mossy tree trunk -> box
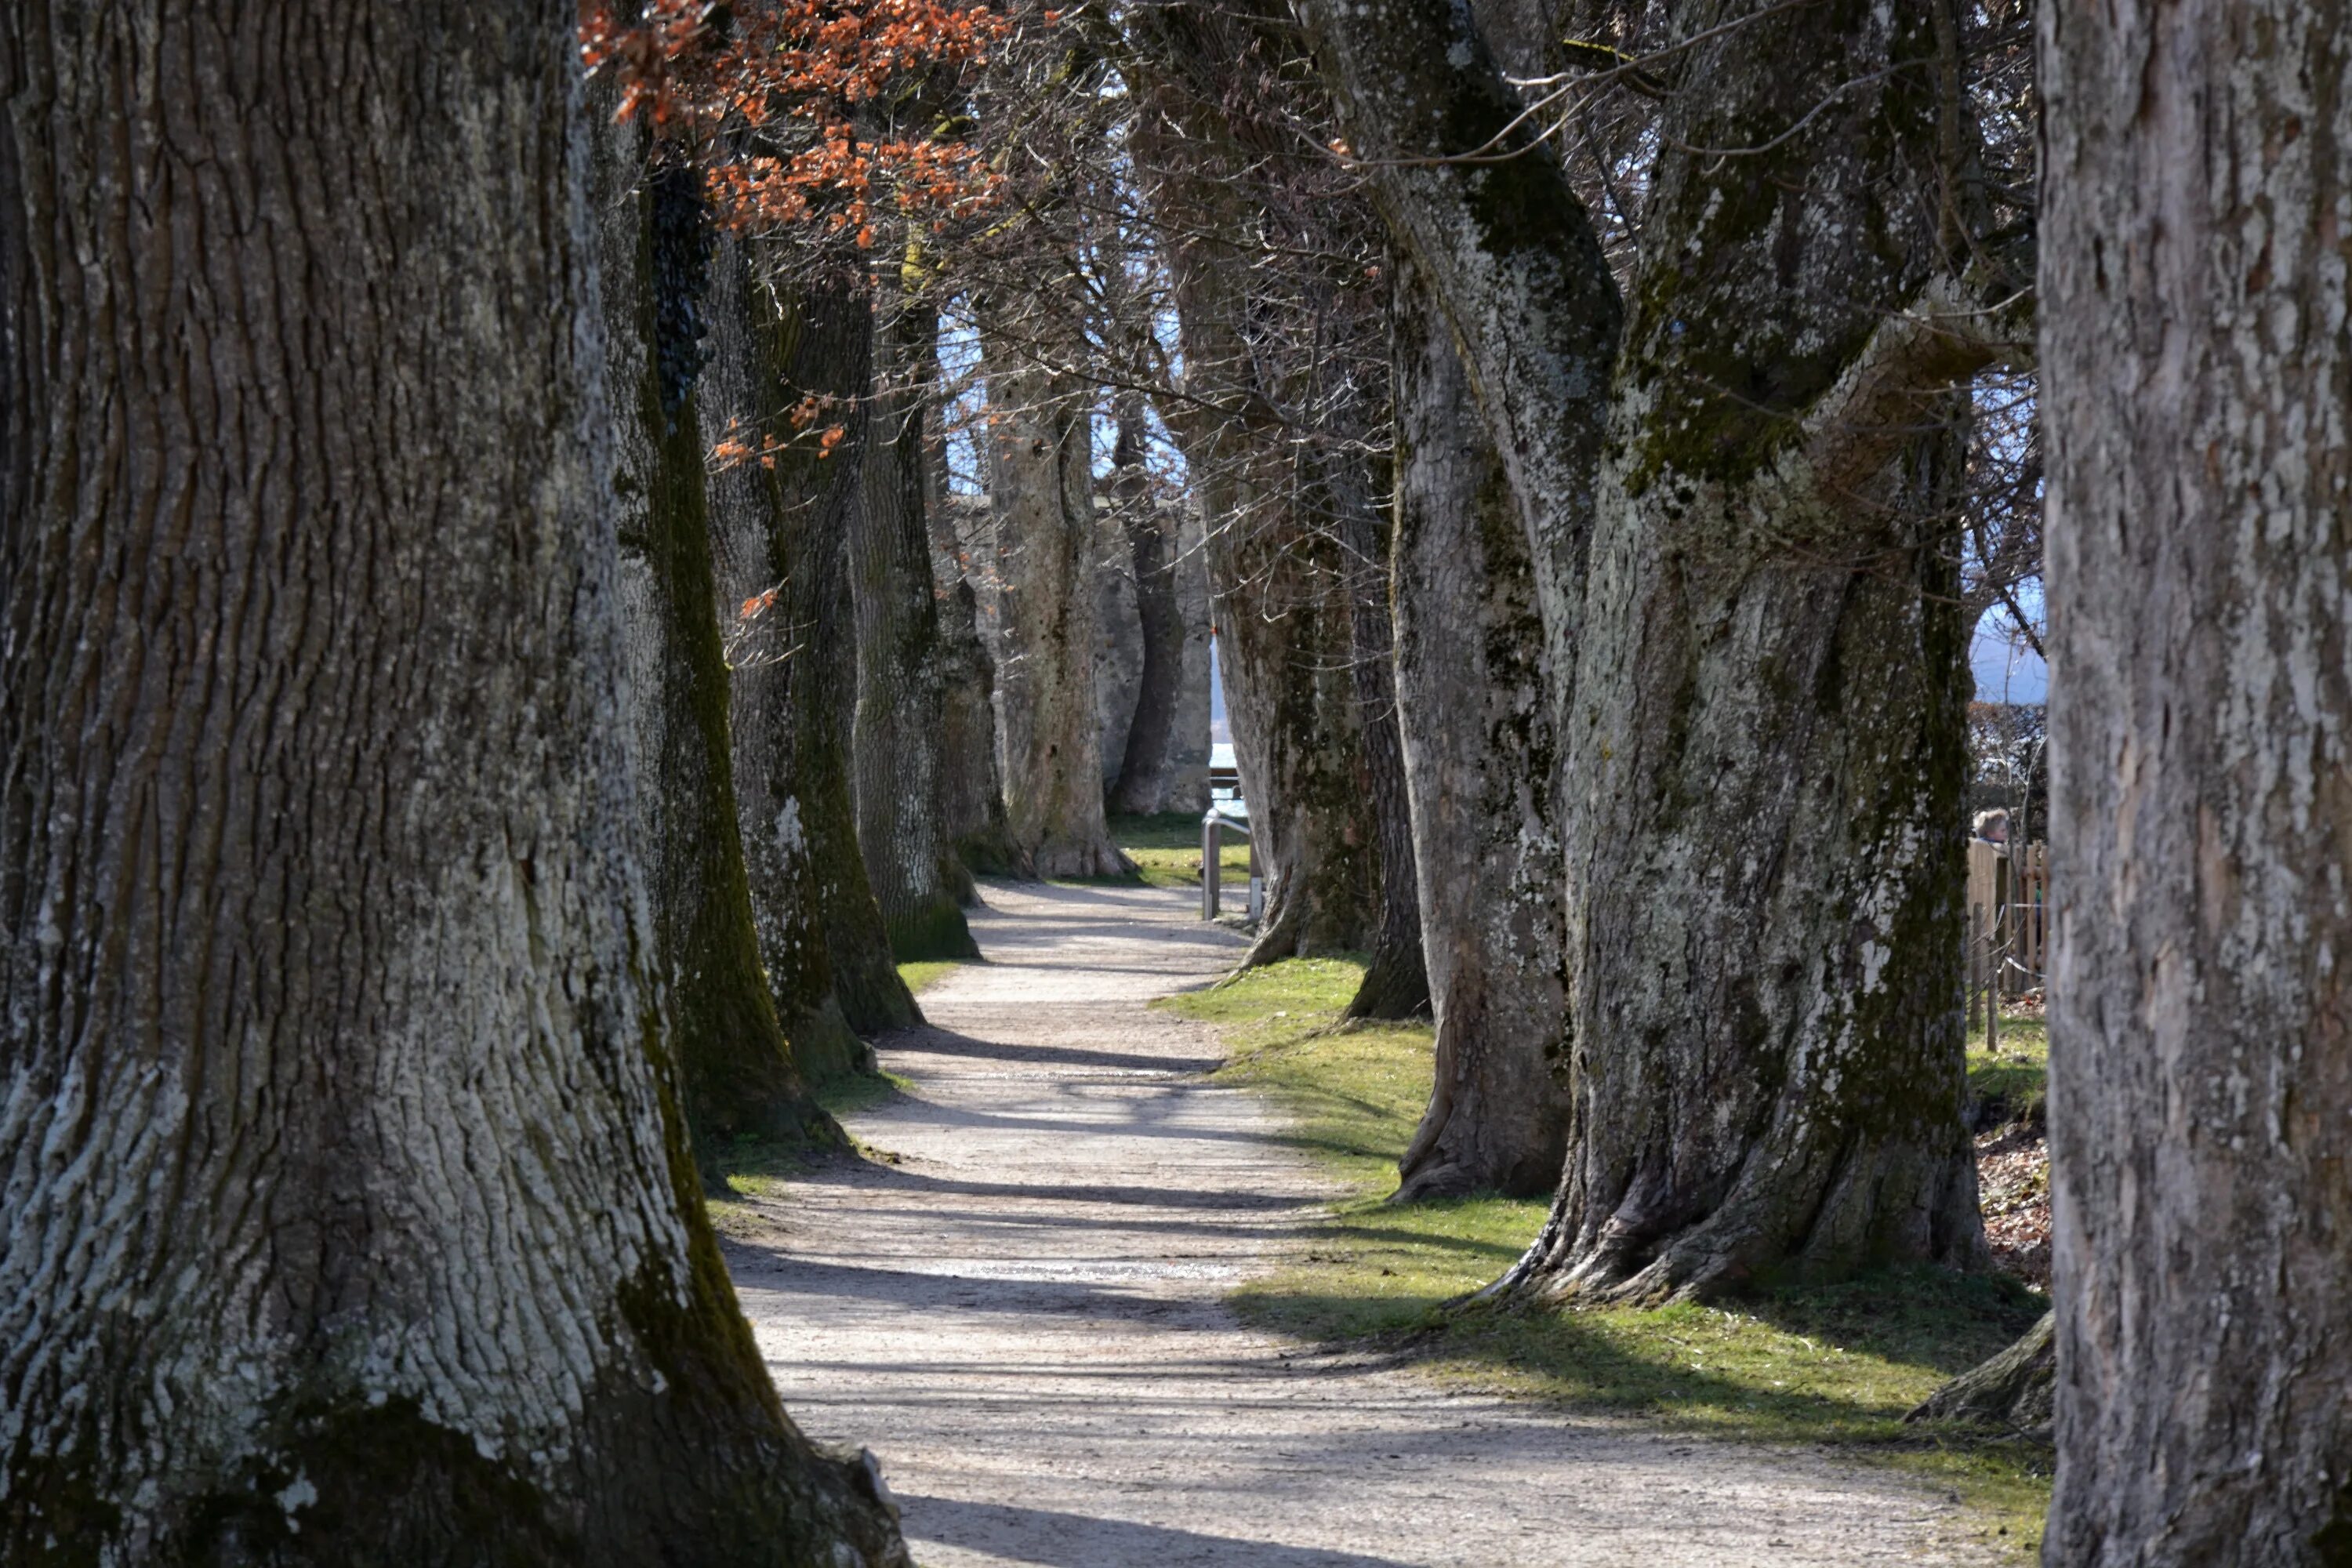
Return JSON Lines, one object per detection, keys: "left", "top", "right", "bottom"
{"left": 980, "top": 336, "right": 1132, "bottom": 879}
{"left": 0, "top": 3, "right": 908, "bottom": 1559}
{"left": 717, "top": 260, "right": 919, "bottom": 1033}
{"left": 1305, "top": 0, "right": 2020, "bottom": 1299}
{"left": 702, "top": 241, "right": 903, "bottom": 1069}
{"left": 2042, "top": 0, "right": 2352, "bottom": 1554}
{"left": 852, "top": 270, "right": 980, "bottom": 958}
{"left": 597, "top": 118, "right": 838, "bottom": 1157}
{"left": 1388, "top": 259, "right": 1570, "bottom": 1198}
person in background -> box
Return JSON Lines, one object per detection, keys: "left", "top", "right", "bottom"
{"left": 1973, "top": 808, "right": 2012, "bottom": 846}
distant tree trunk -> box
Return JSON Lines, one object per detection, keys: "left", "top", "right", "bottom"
{"left": 1107, "top": 401, "right": 1189, "bottom": 815}
{"left": 1190, "top": 434, "right": 1379, "bottom": 964}
{"left": 1334, "top": 441, "right": 1429, "bottom": 1022}
{"left": 853, "top": 276, "right": 979, "bottom": 957}
{"left": 0, "top": 4, "right": 909, "bottom": 1559}
{"left": 1387, "top": 262, "right": 1570, "bottom": 1197}
{"left": 702, "top": 243, "right": 907, "bottom": 1063}
{"left": 2042, "top": 0, "right": 2352, "bottom": 1555}
{"left": 934, "top": 575, "right": 1021, "bottom": 881}
{"left": 980, "top": 344, "right": 1132, "bottom": 878}
{"left": 599, "top": 135, "right": 838, "bottom": 1154}
{"left": 1304, "top": 0, "right": 2008, "bottom": 1300}
{"left": 1169, "top": 502, "right": 1217, "bottom": 814}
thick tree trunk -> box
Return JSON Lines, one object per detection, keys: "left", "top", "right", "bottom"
{"left": 981, "top": 351, "right": 1132, "bottom": 878}
{"left": 0, "top": 5, "right": 909, "bottom": 1561}
{"left": 599, "top": 136, "right": 839, "bottom": 1153}
{"left": 2041, "top": 0, "right": 2352, "bottom": 1555}
{"left": 1106, "top": 404, "right": 1192, "bottom": 815}
{"left": 1334, "top": 443, "right": 1429, "bottom": 1022}
{"left": 853, "top": 280, "right": 980, "bottom": 957}
{"left": 702, "top": 244, "right": 906, "bottom": 1065}
{"left": 1388, "top": 263, "right": 1570, "bottom": 1198}
{"left": 1305, "top": 0, "right": 1998, "bottom": 1300}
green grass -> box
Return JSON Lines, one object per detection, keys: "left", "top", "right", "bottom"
{"left": 1968, "top": 1011, "right": 2049, "bottom": 1126}
{"left": 897, "top": 958, "right": 975, "bottom": 995}
{"left": 1110, "top": 811, "right": 1254, "bottom": 892}
{"left": 1162, "top": 956, "right": 2054, "bottom": 1561}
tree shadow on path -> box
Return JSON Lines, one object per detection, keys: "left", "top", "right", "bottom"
{"left": 897, "top": 1495, "right": 1421, "bottom": 1567}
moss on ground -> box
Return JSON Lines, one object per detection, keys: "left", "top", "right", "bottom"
{"left": 1109, "top": 811, "right": 1253, "bottom": 892}
{"left": 1160, "top": 956, "right": 2054, "bottom": 1562}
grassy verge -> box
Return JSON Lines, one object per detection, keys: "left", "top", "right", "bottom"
{"left": 1158, "top": 957, "right": 2054, "bottom": 1561}
{"left": 898, "top": 957, "right": 975, "bottom": 996}
{"left": 1110, "top": 811, "right": 1253, "bottom": 893}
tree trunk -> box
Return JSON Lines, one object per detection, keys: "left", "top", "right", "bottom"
{"left": 1125, "top": 11, "right": 1383, "bottom": 961}
{"left": 980, "top": 348, "right": 1132, "bottom": 878}
{"left": 701, "top": 243, "right": 907, "bottom": 1065}
{"left": 852, "top": 278, "right": 980, "bottom": 957}
{"left": 2042, "top": 0, "right": 2352, "bottom": 1555}
{"left": 1387, "top": 261, "right": 1570, "bottom": 1198}
{"left": 599, "top": 136, "right": 839, "bottom": 1154}
{"left": 933, "top": 575, "right": 1022, "bottom": 881}
{"left": 1907, "top": 1311, "right": 2053, "bottom": 1439}
{"left": 1106, "top": 403, "right": 1191, "bottom": 815}
{"left": 0, "top": 5, "right": 909, "bottom": 1560}
{"left": 1334, "top": 435, "right": 1429, "bottom": 1022}
{"left": 1197, "top": 449, "right": 1380, "bottom": 964}
{"left": 1304, "top": 0, "right": 2000, "bottom": 1300}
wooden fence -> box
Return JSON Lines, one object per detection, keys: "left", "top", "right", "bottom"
{"left": 1967, "top": 838, "right": 2049, "bottom": 1035}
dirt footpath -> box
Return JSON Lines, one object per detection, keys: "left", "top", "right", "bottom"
{"left": 728, "top": 879, "right": 1965, "bottom": 1566}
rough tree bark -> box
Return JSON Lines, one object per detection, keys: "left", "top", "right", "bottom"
{"left": 702, "top": 241, "right": 907, "bottom": 1064}
{"left": 1387, "top": 262, "right": 1571, "bottom": 1198}
{"left": 980, "top": 341, "right": 1133, "bottom": 877}
{"left": 599, "top": 132, "right": 839, "bottom": 1152}
{"left": 1333, "top": 437, "right": 1429, "bottom": 1022}
{"left": 1105, "top": 401, "right": 1192, "bottom": 815}
{"left": 853, "top": 273, "right": 980, "bottom": 957}
{"left": 1304, "top": 0, "right": 2010, "bottom": 1298}
{"left": 2042, "top": 0, "right": 2352, "bottom": 1555}
{"left": 0, "top": 3, "right": 909, "bottom": 1559}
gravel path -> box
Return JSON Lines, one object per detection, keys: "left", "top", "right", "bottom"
{"left": 728, "top": 878, "right": 1965, "bottom": 1566}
